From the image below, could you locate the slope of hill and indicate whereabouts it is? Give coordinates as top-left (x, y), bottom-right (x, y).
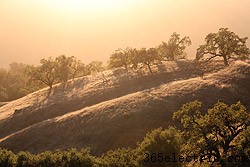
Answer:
top-left (0, 60), bottom-right (215, 138)
top-left (0, 102), bottom-right (8, 107)
top-left (0, 60), bottom-right (249, 155)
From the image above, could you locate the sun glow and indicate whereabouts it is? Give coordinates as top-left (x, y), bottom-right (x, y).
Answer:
top-left (46, 0), bottom-right (135, 12)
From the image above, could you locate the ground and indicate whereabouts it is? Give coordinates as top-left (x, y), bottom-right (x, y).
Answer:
top-left (0, 60), bottom-right (249, 155)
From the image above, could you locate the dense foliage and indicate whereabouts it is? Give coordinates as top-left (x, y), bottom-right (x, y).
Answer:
top-left (136, 126), bottom-right (184, 167)
top-left (173, 101), bottom-right (250, 167)
top-left (0, 63), bottom-right (43, 102)
top-left (0, 148), bottom-right (96, 167)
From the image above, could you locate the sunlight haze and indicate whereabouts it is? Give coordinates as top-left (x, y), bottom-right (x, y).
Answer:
top-left (0, 0), bottom-right (250, 68)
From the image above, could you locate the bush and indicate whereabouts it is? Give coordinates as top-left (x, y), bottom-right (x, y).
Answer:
top-left (137, 126), bottom-right (184, 167)
top-left (0, 148), bottom-right (16, 167)
top-left (101, 148), bottom-right (139, 167)
top-left (16, 151), bottom-right (37, 167)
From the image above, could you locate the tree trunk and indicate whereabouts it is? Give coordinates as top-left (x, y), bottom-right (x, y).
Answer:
top-left (147, 64), bottom-right (153, 75)
top-left (223, 55), bottom-right (229, 66)
top-left (171, 53), bottom-right (175, 61)
top-left (124, 64), bottom-right (129, 76)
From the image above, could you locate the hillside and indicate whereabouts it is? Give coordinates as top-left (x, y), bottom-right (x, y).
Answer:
top-left (0, 60), bottom-right (249, 155)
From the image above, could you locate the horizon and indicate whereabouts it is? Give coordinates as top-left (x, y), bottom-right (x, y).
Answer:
top-left (1, 0), bottom-right (250, 68)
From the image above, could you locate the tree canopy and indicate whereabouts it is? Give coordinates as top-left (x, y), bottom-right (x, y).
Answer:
top-left (54, 55), bottom-right (74, 83)
top-left (108, 48), bottom-right (133, 75)
top-left (108, 32), bottom-right (191, 75)
top-left (26, 57), bottom-right (57, 89)
top-left (173, 100), bottom-right (250, 167)
top-left (0, 63), bottom-right (43, 102)
top-left (131, 47), bottom-right (161, 74)
top-left (25, 56), bottom-right (93, 89)
top-left (87, 61), bottom-right (104, 73)
top-left (196, 28), bottom-right (250, 66)
top-left (137, 126), bottom-right (183, 167)
top-left (159, 32), bottom-right (191, 60)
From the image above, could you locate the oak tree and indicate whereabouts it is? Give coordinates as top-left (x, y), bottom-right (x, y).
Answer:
top-left (109, 48), bottom-right (134, 75)
top-left (87, 61), bottom-right (104, 73)
top-left (159, 32), bottom-right (191, 60)
top-left (196, 28), bottom-right (250, 66)
top-left (69, 56), bottom-right (86, 80)
top-left (134, 48), bottom-right (161, 74)
top-left (26, 57), bottom-right (57, 89)
top-left (173, 100), bottom-right (250, 167)
top-left (54, 55), bottom-right (74, 82)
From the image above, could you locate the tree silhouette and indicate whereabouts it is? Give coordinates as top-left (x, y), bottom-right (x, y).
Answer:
top-left (87, 61), bottom-right (104, 73)
top-left (109, 48), bottom-right (134, 75)
top-left (133, 48), bottom-right (161, 75)
top-left (69, 56), bottom-right (85, 80)
top-left (196, 28), bottom-right (250, 66)
top-left (26, 57), bottom-right (57, 89)
top-left (55, 55), bottom-right (74, 82)
top-left (159, 32), bottom-right (191, 60)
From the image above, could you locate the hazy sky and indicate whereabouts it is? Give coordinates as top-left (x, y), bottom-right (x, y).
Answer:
top-left (0, 0), bottom-right (250, 68)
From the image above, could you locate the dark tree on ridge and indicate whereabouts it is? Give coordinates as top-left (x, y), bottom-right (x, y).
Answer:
top-left (196, 28), bottom-right (250, 66)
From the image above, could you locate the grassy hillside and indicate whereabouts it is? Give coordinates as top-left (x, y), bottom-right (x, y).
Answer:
top-left (0, 60), bottom-right (249, 155)
top-left (0, 60), bottom-right (216, 138)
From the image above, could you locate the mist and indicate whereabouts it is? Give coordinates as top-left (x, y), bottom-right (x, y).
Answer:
top-left (0, 0), bottom-right (250, 68)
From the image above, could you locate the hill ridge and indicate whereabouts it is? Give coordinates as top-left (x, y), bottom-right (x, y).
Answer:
top-left (0, 60), bottom-right (249, 154)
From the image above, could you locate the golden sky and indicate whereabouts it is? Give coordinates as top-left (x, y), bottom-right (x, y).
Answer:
top-left (0, 0), bottom-right (250, 67)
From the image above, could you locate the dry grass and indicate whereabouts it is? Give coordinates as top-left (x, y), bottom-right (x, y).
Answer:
top-left (0, 60), bottom-right (249, 155)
